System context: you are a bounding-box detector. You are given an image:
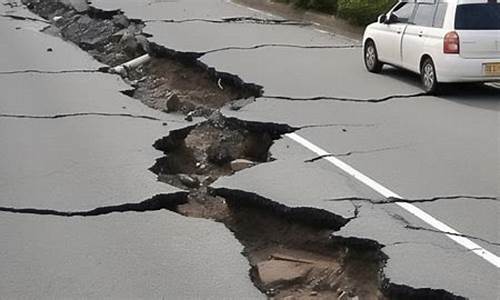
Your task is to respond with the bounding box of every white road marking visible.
[314,29,329,34]
[286,132,500,268]
[228,1,275,17]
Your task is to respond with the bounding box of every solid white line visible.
[314,29,329,34]
[286,132,500,268]
[229,1,274,17]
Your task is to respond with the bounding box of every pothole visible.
[126,49,262,117]
[150,112,296,189]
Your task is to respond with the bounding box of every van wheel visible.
[421,57,439,93]
[364,40,383,73]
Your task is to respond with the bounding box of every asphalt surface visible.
[0,3,261,299]
[1,0,499,299]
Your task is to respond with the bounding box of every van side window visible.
[413,3,437,27]
[433,3,448,28]
[392,3,416,23]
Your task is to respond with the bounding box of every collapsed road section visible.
[14,0,470,299]
[22,0,262,117]
[145,115,465,300]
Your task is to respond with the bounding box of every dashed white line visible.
[286,132,500,268]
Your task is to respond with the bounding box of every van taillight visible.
[444,31,460,54]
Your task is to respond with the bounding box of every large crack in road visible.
[11,0,475,299]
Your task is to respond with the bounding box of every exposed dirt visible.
[148,115,385,299]
[173,190,386,300]
[127,55,260,117]
[150,112,295,189]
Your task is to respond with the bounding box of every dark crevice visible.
[202,43,361,55]
[0,193,188,217]
[304,145,408,162]
[0,13,50,23]
[297,123,377,129]
[215,188,349,230]
[0,67,109,75]
[385,241,483,253]
[0,112,165,121]
[263,92,429,103]
[404,225,500,247]
[384,285,466,300]
[144,16,312,26]
[325,195,499,204]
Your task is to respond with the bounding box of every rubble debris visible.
[22,0,263,116]
[150,115,296,189]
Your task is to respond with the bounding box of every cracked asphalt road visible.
[1,0,499,299]
[0,4,261,298]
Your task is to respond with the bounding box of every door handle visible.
[418,31,424,37]
[397,30,402,34]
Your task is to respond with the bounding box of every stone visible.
[165,93,181,112]
[229,97,255,111]
[119,31,138,54]
[177,174,199,188]
[337,291,348,300]
[207,146,233,165]
[230,159,255,172]
[68,0,89,12]
[112,14,130,28]
[256,260,312,289]
[185,112,194,122]
[110,29,128,43]
[135,34,150,53]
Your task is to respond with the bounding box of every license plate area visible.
[483,63,500,76]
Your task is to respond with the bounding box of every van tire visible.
[364,40,383,73]
[421,57,439,93]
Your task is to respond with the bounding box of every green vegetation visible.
[337,0,397,25]
[275,0,338,14]
[275,0,398,25]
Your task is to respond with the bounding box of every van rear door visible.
[455,2,500,59]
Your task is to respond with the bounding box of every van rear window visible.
[455,3,500,30]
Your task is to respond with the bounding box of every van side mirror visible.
[378,14,386,23]
[386,13,399,24]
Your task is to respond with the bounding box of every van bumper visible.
[436,55,500,83]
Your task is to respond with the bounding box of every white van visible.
[363,0,500,92]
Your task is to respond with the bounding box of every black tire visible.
[364,40,383,73]
[420,57,439,93]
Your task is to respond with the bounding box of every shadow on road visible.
[382,67,499,111]
[438,83,499,112]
